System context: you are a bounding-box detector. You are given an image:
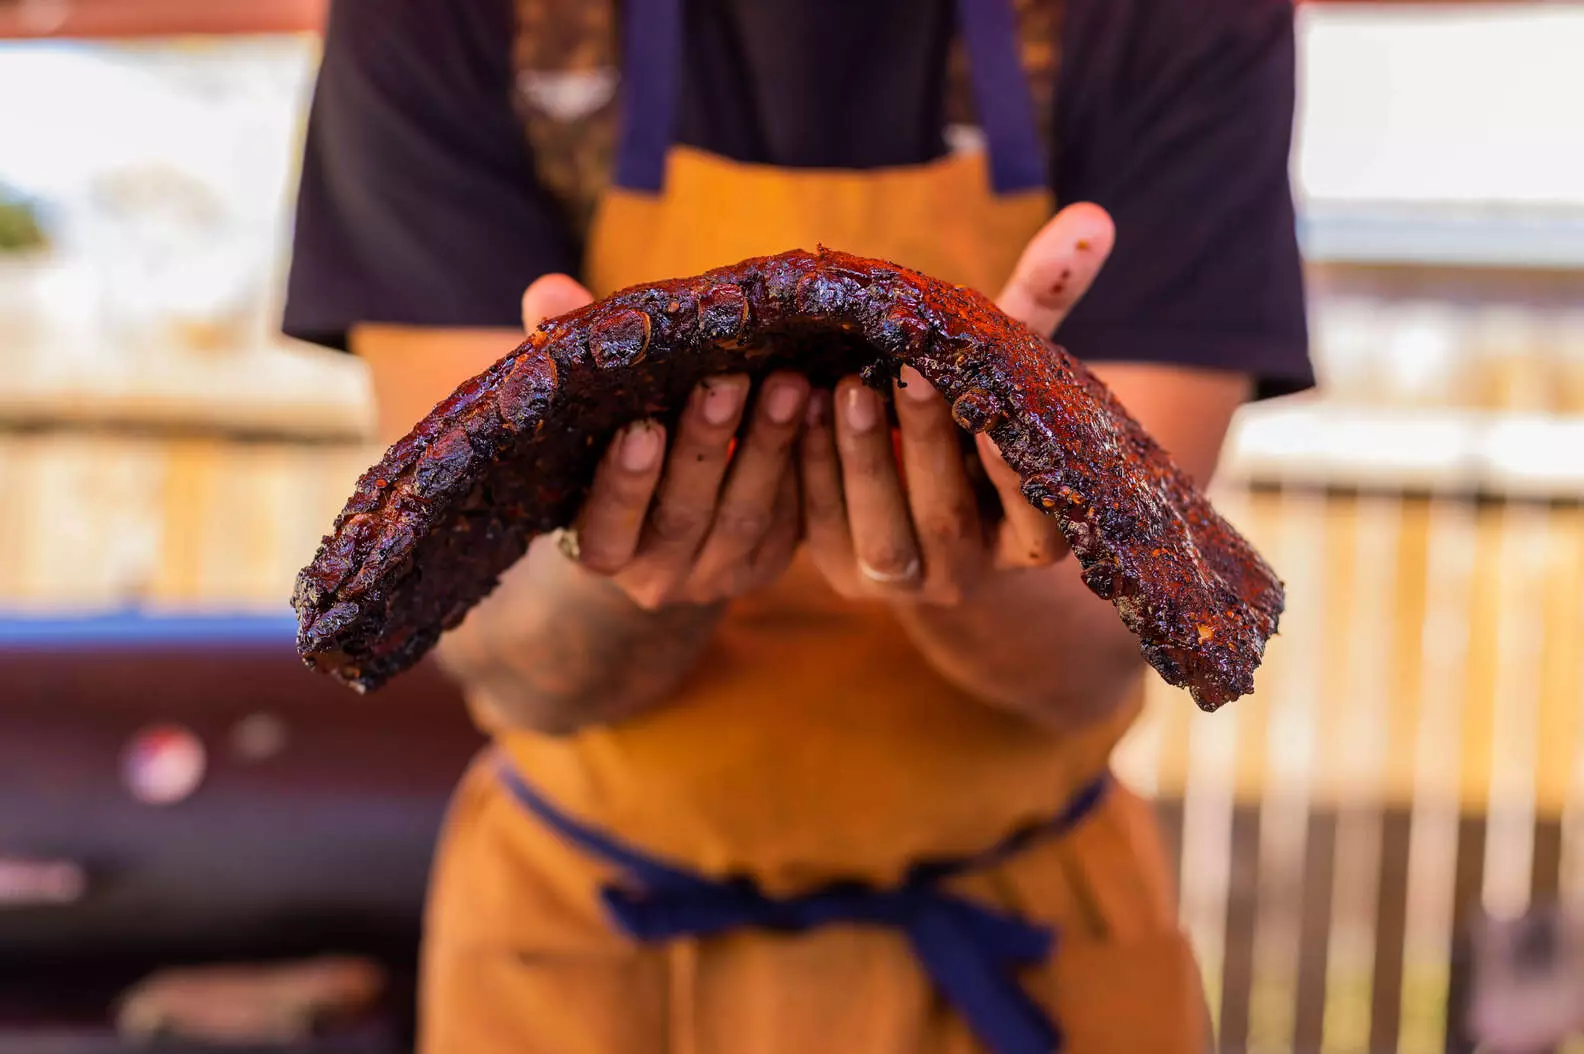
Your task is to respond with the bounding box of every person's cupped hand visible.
[799,202,1116,605]
[521,201,1116,612]
[520,275,805,611]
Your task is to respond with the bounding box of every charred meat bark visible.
[293,248,1283,709]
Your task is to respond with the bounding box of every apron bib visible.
[583,0,1049,294]
[422,1,1208,1050]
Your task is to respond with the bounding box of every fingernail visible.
[898,365,935,403]
[765,381,804,425]
[619,422,662,472]
[844,385,879,433]
[806,390,831,427]
[700,378,745,426]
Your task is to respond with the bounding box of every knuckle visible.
[694,568,746,603]
[712,506,773,543]
[800,425,835,462]
[609,475,658,507]
[834,424,887,463]
[748,417,799,451]
[800,487,842,521]
[842,443,890,476]
[918,504,979,546]
[578,548,625,576]
[766,429,801,458]
[585,494,653,537]
[907,412,956,445]
[648,504,706,545]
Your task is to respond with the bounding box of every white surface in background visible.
[4,16,1583,274]
[1295,4,1584,265]
[1221,402,1584,497]
[1296,4,1584,207]
[0,38,315,233]
[3,20,1584,441]
[0,37,318,348]
[0,38,373,438]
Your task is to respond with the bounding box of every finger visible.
[834,377,921,591]
[995,202,1115,338]
[691,373,809,593]
[750,467,802,576]
[573,421,667,574]
[798,389,859,591]
[893,366,984,600]
[522,273,593,331]
[636,375,750,572]
[975,432,1070,569]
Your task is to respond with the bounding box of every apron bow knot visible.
[497,756,1105,1054]
[604,876,1062,1054]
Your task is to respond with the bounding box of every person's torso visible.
[496,0,1139,890]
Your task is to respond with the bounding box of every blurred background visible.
[2,1,1583,1052]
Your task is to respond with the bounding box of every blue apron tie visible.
[496,757,1106,1054]
[615,0,1047,194]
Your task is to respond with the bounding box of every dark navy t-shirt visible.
[284,0,1313,399]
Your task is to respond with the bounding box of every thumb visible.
[995,202,1115,339]
[522,273,594,332]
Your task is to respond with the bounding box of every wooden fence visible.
[6,433,1583,1052]
[1117,484,1584,1053]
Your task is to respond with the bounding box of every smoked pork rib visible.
[293,248,1283,709]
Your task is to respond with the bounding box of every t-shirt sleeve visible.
[282,0,574,350]
[1051,0,1312,399]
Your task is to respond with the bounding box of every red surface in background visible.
[0,0,328,38]
[0,0,1531,41]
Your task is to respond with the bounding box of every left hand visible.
[799,203,1116,604]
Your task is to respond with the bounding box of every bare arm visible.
[799,204,1256,732]
[353,322,716,732]
[432,539,726,735]
[352,323,526,446]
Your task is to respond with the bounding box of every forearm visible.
[350,323,732,734]
[892,567,1144,730]
[435,537,725,735]
[352,324,525,445]
[895,363,1251,729]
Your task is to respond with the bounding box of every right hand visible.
[523,274,808,611]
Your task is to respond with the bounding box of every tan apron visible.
[421,1,1207,1050]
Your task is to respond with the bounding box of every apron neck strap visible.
[954,0,1047,193]
[613,0,1047,194]
[613,0,685,192]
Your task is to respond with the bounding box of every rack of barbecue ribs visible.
[292,248,1284,710]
